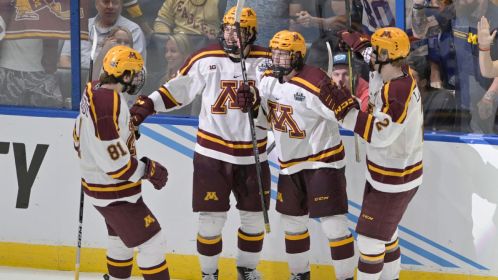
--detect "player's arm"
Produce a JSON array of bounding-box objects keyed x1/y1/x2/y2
[
  {"x1": 130, "y1": 57, "x2": 206, "y2": 126},
  {"x1": 320, "y1": 78, "x2": 414, "y2": 147},
  {"x1": 153, "y1": 0, "x2": 174, "y2": 33}
]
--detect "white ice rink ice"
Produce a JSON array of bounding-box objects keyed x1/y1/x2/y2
[{"x1": 0, "y1": 266, "x2": 181, "y2": 280}]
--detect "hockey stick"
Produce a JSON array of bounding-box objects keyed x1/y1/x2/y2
[
  {"x1": 344, "y1": 0, "x2": 361, "y2": 163},
  {"x1": 74, "y1": 25, "x2": 97, "y2": 280},
  {"x1": 234, "y1": 0, "x2": 271, "y2": 233}
]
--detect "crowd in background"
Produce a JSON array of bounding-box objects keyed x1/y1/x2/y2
[{"x1": 0, "y1": 0, "x2": 497, "y2": 134}]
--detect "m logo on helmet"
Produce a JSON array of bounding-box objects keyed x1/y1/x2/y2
[
  {"x1": 293, "y1": 34, "x2": 300, "y2": 41},
  {"x1": 381, "y1": 31, "x2": 392, "y2": 38},
  {"x1": 129, "y1": 52, "x2": 138, "y2": 59}
]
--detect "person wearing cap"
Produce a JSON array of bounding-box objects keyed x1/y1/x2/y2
[{"x1": 331, "y1": 52, "x2": 369, "y2": 112}]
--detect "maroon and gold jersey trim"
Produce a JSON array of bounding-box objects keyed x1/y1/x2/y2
[
  {"x1": 354, "y1": 111, "x2": 375, "y2": 143},
  {"x1": 86, "y1": 82, "x2": 121, "y2": 140},
  {"x1": 140, "y1": 260, "x2": 169, "y2": 275},
  {"x1": 81, "y1": 179, "x2": 141, "y2": 199},
  {"x1": 366, "y1": 159, "x2": 423, "y2": 185},
  {"x1": 106, "y1": 257, "x2": 133, "y2": 267},
  {"x1": 288, "y1": 65, "x2": 329, "y2": 96},
  {"x1": 238, "y1": 231, "x2": 265, "y2": 241},
  {"x1": 107, "y1": 157, "x2": 139, "y2": 181},
  {"x1": 197, "y1": 234, "x2": 222, "y2": 245},
  {"x1": 278, "y1": 143, "x2": 345, "y2": 169},
  {"x1": 285, "y1": 231, "x2": 310, "y2": 241},
  {"x1": 197, "y1": 129, "x2": 267, "y2": 156},
  {"x1": 158, "y1": 86, "x2": 182, "y2": 109},
  {"x1": 380, "y1": 75, "x2": 417, "y2": 124},
  {"x1": 329, "y1": 235, "x2": 354, "y2": 248}
]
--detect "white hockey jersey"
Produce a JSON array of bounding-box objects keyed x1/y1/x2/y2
[
  {"x1": 148, "y1": 43, "x2": 270, "y2": 165},
  {"x1": 258, "y1": 65, "x2": 346, "y2": 175},
  {"x1": 342, "y1": 70, "x2": 423, "y2": 193},
  {"x1": 74, "y1": 82, "x2": 145, "y2": 207}
]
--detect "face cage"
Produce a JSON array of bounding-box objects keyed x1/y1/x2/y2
[
  {"x1": 269, "y1": 49, "x2": 302, "y2": 80},
  {"x1": 218, "y1": 24, "x2": 254, "y2": 54},
  {"x1": 122, "y1": 68, "x2": 146, "y2": 95}
]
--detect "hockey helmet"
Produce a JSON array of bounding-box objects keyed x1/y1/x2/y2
[
  {"x1": 269, "y1": 30, "x2": 307, "y2": 57},
  {"x1": 371, "y1": 27, "x2": 410, "y2": 62},
  {"x1": 220, "y1": 6, "x2": 258, "y2": 54},
  {"x1": 269, "y1": 30, "x2": 306, "y2": 79},
  {"x1": 102, "y1": 45, "x2": 145, "y2": 95},
  {"x1": 103, "y1": 45, "x2": 144, "y2": 77},
  {"x1": 223, "y1": 6, "x2": 257, "y2": 31}
]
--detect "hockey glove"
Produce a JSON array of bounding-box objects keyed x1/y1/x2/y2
[
  {"x1": 130, "y1": 95, "x2": 155, "y2": 126},
  {"x1": 236, "y1": 84, "x2": 261, "y2": 113},
  {"x1": 141, "y1": 157, "x2": 168, "y2": 190},
  {"x1": 319, "y1": 80, "x2": 359, "y2": 121},
  {"x1": 338, "y1": 30, "x2": 371, "y2": 53}
]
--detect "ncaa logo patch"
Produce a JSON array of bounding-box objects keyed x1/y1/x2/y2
[{"x1": 294, "y1": 92, "x2": 305, "y2": 102}]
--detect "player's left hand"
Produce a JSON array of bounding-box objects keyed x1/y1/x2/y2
[
  {"x1": 319, "y1": 80, "x2": 359, "y2": 121},
  {"x1": 236, "y1": 84, "x2": 261, "y2": 113}
]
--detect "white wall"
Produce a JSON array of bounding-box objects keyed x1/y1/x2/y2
[{"x1": 0, "y1": 114, "x2": 497, "y2": 276}]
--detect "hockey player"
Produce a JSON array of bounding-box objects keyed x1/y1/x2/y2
[
  {"x1": 325, "y1": 27, "x2": 423, "y2": 280},
  {"x1": 236, "y1": 30, "x2": 356, "y2": 280},
  {"x1": 129, "y1": 6, "x2": 271, "y2": 280},
  {"x1": 73, "y1": 45, "x2": 170, "y2": 280}
]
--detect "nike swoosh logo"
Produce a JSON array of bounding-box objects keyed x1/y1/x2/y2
[{"x1": 233, "y1": 75, "x2": 241, "y2": 78}]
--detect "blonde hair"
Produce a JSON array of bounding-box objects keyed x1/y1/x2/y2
[
  {"x1": 105, "y1": 26, "x2": 133, "y2": 48},
  {"x1": 167, "y1": 33, "x2": 193, "y2": 57}
]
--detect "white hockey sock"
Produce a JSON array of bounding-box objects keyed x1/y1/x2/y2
[
  {"x1": 237, "y1": 250, "x2": 260, "y2": 269},
  {"x1": 332, "y1": 255, "x2": 357, "y2": 279},
  {"x1": 288, "y1": 251, "x2": 310, "y2": 274},
  {"x1": 200, "y1": 253, "x2": 220, "y2": 274}
]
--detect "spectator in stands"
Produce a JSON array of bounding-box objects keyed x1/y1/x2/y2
[
  {"x1": 153, "y1": 0, "x2": 222, "y2": 42},
  {"x1": 162, "y1": 34, "x2": 194, "y2": 82},
  {"x1": 477, "y1": 16, "x2": 498, "y2": 123},
  {"x1": 92, "y1": 26, "x2": 134, "y2": 79},
  {"x1": 0, "y1": 37, "x2": 63, "y2": 107},
  {"x1": 224, "y1": 0, "x2": 292, "y2": 46},
  {"x1": 59, "y1": 0, "x2": 146, "y2": 69},
  {"x1": 331, "y1": 52, "x2": 369, "y2": 112},
  {"x1": 412, "y1": 0, "x2": 498, "y2": 133}
]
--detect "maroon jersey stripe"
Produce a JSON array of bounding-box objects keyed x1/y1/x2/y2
[
  {"x1": 107, "y1": 157, "x2": 139, "y2": 181},
  {"x1": 278, "y1": 143, "x2": 345, "y2": 169},
  {"x1": 197, "y1": 129, "x2": 267, "y2": 156},
  {"x1": 81, "y1": 179, "x2": 142, "y2": 199},
  {"x1": 366, "y1": 159, "x2": 423, "y2": 185},
  {"x1": 355, "y1": 111, "x2": 374, "y2": 142}
]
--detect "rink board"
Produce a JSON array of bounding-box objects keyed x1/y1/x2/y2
[{"x1": 1, "y1": 109, "x2": 497, "y2": 279}]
